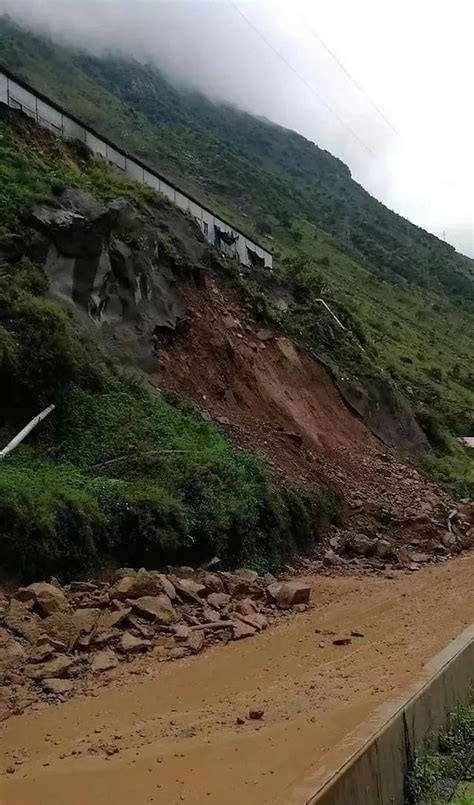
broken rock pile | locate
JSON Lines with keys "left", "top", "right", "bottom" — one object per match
{"left": 0, "top": 568, "right": 311, "bottom": 720}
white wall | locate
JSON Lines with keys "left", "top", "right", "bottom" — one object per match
{"left": 1, "top": 70, "right": 272, "bottom": 270}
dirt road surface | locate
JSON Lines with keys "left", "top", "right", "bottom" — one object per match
{"left": 1, "top": 555, "right": 473, "bottom": 805}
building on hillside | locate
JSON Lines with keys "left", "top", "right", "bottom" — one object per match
{"left": 0, "top": 67, "right": 273, "bottom": 271}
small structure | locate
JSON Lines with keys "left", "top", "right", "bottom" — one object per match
{"left": 458, "top": 436, "right": 474, "bottom": 449}
{"left": 0, "top": 66, "right": 273, "bottom": 271}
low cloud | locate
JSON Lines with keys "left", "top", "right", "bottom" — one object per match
{"left": 1, "top": 0, "right": 472, "bottom": 257}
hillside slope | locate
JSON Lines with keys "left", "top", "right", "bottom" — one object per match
{"left": 1, "top": 109, "right": 472, "bottom": 585}
{"left": 0, "top": 16, "right": 472, "bottom": 499}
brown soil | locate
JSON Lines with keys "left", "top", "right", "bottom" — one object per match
{"left": 1, "top": 554, "right": 473, "bottom": 805}
{"left": 152, "top": 271, "right": 467, "bottom": 547}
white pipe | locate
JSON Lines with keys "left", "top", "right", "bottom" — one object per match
{"left": 314, "top": 299, "right": 347, "bottom": 331}
{"left": 0, "top": 404, "right": 55, "bottom": 459}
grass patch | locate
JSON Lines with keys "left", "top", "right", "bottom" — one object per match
{"left": 406, "top": 701, "right": 474, "bottom": 804}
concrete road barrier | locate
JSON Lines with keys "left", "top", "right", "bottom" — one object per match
{"left": 305, "top": 624, "right": 474, "bottom": 805}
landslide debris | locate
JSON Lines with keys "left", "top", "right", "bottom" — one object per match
{"left": 0, "top": 567, "right": 313, "bottom": 721}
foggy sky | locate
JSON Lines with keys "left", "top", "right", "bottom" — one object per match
{"left": 1, "top": 0, "right": 473, "bottom": 258}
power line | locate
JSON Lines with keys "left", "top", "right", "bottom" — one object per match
{"left": 305, "top": 23, "right": 397, "bottom": 133}
{"left": 229, "top": 1, "right": 377, "bottom": 158}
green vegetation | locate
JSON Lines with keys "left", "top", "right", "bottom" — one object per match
{"left": 406, "top": 701, "right": 474, "bottom": 805}
{"left": 0, "top": 115, "right": 339, "bottom": 582}
{"left": 0, "top": 17, "right": 472, "bottom": 584}
{"left": 0, "top": 17, "right": 472, "bottom": 493}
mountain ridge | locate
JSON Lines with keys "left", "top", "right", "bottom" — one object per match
{"left": 0, "top": 16, "right": 472, "bottom": 499}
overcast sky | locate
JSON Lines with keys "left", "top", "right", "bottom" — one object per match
{"left": 2, "top": 0, "right": 473, "bottom": 257}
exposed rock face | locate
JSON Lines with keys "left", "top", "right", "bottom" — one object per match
{"left": 336, "top": 376, "right": 429, "bottom": 456}
{"left": 26, "top": 186, "right": 192, "bottom": 372}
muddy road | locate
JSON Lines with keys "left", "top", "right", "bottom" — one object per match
{"left": 1, "top": 555, "right": 473, "bottom": 805}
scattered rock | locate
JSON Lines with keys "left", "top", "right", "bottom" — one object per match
{"left": 256, "top": 328, "right": 273, "bottom": 342}
{"left": 234, "top": 598, "right": 258, "bottom": 618}
{"left": 186, "top": 630, "right": 205, "bottom": 654}
{"left": 236, "top": 716, "right": 245, "bottom": 725}
{"left": 119, "top": 632, "right": 151, "bottom": 654}
{"left": 351, "top": 630, "right": 365, "bottom": 638}
{"left": 350, "top": 534, "right": 373, "bottom": 556}
{"left": 5, "top": 600, "right": 42, "bottom": 644}
{"left": 207, "top": 592, "right": 231, "bottom": 610}
{"left": 333, "top": 638, "right": 352, "bottom": 646}
{"left": 323, "top": 550, "right": 339, "bottom": 567}
{"left": 90, "top": 650, "right": 118, "bottom": 672}
{"left": 27, "top": 644, "right": 54, "bottom": 664}
{"left": 235, "top": 569, "right": 259, "bottom": 584}
{"left": 96, "top": 608, "right": 131, "bottom": 631}
{"left": 275, "top": 581, "right": 311, "bottom": 608}
{"left": 172, "top": 624, "right": 191, "bottom": 641}
{"left": 219, "top": 571, "right": 259, "bottom": 598}
{"left": 168, "top": 646, "right": 188, "bottom": 660}
{"left": 154, "top": 574, "right": 177, "bottom": 601}
{"left": 25, "top": 654, "right": 74, "bottom": 681}
{"left": 41, "top": 608, "right": 100, "bottom": 649}
{"left": 409, "top": 552, "right": 430, "bottom": 564}
{"left": 68, "top": 581, "right": 99, "bottom": 593}
{"left": 374, "top": 539, "right": 392, "bottom": 559}
{"left": 173, "top": 579, "right": 207, "bottom": 601}
{"left": 130, "top": 595, "right": 178, "bottom": 624}
{"left": 41, "top": 678, "right": 74, "bottom": 695}
{"left": 109, "top": 569, "right": 163, "bottom": 601}
{"left": 17, "top": 582, "right": 69, "bottom": 617}
{"left": 232, "top": 620, "right": 256, "bottom": 640}
{"left": 249, "top": 707, "right": 264, "bottom": 720}
{"left": 233, "top": 612, "right": 268, "bottom": 632}
{"left": 0, "top": 629, "right": 26, "bottom": 672}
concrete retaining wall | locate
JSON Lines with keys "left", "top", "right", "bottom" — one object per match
{"left": 0, "top": 67, "right": 272, "bottom": 270}
{"left": 306, "top": 624, "right": 474, "bottom": 805}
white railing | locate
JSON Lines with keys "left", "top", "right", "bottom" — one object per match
{"left": 0, "top": 68, "right": 272, "bottom": 270}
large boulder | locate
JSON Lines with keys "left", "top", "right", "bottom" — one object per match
{"left": 0, "top": 628, "right": 26, "bottom": 673}
{"left": 173, "top": 578, "right": 207, "bottom": 601}
{"left": 130, "top": 595, "right": 178, "bottom": 624}
{"left": 41, "top": 608, "right": 100, "bottom": 649}
{"left": 4, "top": 600, "right": 42, "bottom": 644}
{"left": 350, "top": 534, "right": 374, "bottom": 557}
{"left": 90, "top": 650, "right": 118, "bottom": 673}
{"left": 219, "top": 571, "right": 260, "bottom": 599}
{"left": 109, "top": 569, "right": 163, "bottom": 601}
{"left": 207, "top": 592, "right": 231, "bottom": 610}
{"left": 24, "top": 654, "right": 74, "bottom": 681}
{"left": 267, "top": 581, "right": 311, "bottom": 608}
{"left": 17, "top": 582, "right": 69, "bottom": 617}
{"left": 41, "top": 678, "right": 74, "bottom": 695}
{"left": 96, "top": 608, "right": 131, "bottom": 631}
{"left": 119, "top": 632, "right": 151, "bottom": 654}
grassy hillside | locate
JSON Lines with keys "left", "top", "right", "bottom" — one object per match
{"left": 0, "top": 17, "right": 472, "bottom": 498}
{"left": 0, "top": 112, "right": 339, "bottom": 581}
